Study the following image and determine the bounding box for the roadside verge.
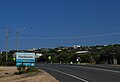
[0,66,59,82]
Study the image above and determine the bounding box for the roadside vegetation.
[0,44,120,66]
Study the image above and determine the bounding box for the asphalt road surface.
[37,64,120,82]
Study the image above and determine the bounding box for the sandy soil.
[0,66,59,82]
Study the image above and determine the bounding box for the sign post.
[15,52,35,73]
[48,56,52,64]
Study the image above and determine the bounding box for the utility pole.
[16,27,32,52]
[17,30,19,52]
[5,27,8,65]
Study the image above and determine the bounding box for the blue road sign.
[16,52,35,66]
[16,63,35,66]
[16,59,35,63]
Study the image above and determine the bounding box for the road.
[37,64,120,82]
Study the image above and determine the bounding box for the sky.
[0,0,120,50]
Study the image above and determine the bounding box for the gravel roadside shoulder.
[0,66,59,82]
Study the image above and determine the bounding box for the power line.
[8,32,120,40]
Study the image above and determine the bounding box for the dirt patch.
[0,66,59,82]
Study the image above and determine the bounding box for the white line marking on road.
[66,65,120,73]
[41,67,89,82]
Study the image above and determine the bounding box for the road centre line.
[40,67,89,82]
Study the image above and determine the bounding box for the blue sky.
[0,0,120,50]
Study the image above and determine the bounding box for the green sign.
[48,56,51,60]
[13,58,16,61]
